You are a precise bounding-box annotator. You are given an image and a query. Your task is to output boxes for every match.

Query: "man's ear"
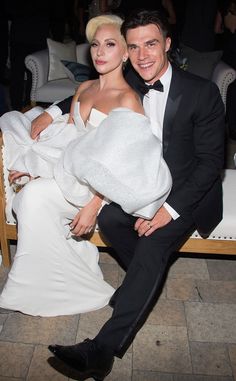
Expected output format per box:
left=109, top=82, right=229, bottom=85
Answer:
left=165, top=37, right=171, bottom=52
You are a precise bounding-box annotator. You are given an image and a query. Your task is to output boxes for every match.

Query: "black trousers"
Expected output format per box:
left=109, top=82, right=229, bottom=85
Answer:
left=95, top=203, right=195, bottom=357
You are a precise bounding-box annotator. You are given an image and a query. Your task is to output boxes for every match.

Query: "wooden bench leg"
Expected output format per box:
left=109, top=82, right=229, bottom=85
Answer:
left=0, top=197, right=12, bottom=267
left=0, top=238, right=11, bottom=267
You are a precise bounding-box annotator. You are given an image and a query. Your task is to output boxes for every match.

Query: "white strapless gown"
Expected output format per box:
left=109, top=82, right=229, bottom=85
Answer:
left=0, top=104, right=115, bottom=316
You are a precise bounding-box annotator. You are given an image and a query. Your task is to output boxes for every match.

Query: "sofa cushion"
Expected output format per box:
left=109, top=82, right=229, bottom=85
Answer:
left=36, top=78, right=78, bottom=103
left=47, top=38, right=76, bottom=81
left=61, top=60, right=92, bottom=83
left=180, top=44, right=223, bottom=79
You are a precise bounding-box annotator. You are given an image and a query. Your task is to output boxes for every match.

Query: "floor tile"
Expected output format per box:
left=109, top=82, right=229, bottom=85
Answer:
left=0, top=313, right=79, bottom=345
left=133, top=324, right=192, bottom=374
left=0, top=377, right=24, bottom=381
left=118, top=267, right=126, bottom=286
left=0, top=265, right=9, bottom=292
left=228, top=344, right=236, bottom=380
left=0, top=310, right=10, bottom=327
left=173, top=375, right=234, bottom=381
left=76, top=306, right=113, bottom=342
left=132, top=370, right=174, bottom=380
left=99, top=251, right=118, bottom=265
left=0, top=341, right=34, bottom=378
left=185, top=302, right=236, bottom=343
left=196, top=280, right=236, bottom=303
left=100, top=263, right=119, bottom=289
left=190, top=341, right=232, bottom=376
left=166, top=278, right=200, bottom=302
left=147, top=299, right=186, bottom=326
left=27, top=344, right=69, bottom=381
left=206, top=259, right=236, bottom=281
left=106, top=352, right=132, bottom=381
left=168, top=257, right=209, bottom=280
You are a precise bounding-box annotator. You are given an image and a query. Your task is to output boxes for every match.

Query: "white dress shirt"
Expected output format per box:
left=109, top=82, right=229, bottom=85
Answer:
left=143, top=64, right=179, bottom=220
left=45, top=102, right=63, bottom=120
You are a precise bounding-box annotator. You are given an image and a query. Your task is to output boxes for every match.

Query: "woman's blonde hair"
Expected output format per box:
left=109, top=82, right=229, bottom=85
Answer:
left=86, top=14, right=124, bottom=43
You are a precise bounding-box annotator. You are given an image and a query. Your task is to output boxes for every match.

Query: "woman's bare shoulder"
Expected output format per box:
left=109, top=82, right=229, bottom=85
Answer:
left=75, top=79, right=97, bottom=96
left=120, top=88, right=144, bottom=115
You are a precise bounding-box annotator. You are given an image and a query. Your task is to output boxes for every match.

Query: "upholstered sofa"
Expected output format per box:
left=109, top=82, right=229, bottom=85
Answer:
left=25, top=43, right=91, bottom=105
left=25, top=42, right=236, bottom=107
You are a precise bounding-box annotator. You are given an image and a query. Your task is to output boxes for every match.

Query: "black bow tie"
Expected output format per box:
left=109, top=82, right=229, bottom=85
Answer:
left=139, top=79, right=164, bottom=95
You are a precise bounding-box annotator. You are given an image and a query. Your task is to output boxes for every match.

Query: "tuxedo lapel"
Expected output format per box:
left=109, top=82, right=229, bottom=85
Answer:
left=163, top=68, right=183, bottom=154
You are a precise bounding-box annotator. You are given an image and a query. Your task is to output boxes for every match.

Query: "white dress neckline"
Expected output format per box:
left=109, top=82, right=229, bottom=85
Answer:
left=75, top=102, right=107, bottom=130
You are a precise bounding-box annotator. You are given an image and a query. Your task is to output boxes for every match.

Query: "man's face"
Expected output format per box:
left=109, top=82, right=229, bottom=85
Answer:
left=126, top=24, right=171, bottom=84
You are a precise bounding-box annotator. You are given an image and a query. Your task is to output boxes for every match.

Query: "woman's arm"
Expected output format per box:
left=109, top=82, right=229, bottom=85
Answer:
left=67, top=87, right=81, bottom=124
left=70, top=193, right=104, bottom=236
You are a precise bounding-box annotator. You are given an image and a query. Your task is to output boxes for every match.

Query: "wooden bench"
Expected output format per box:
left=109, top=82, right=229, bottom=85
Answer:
left=1, top=132, right=236, bottom=267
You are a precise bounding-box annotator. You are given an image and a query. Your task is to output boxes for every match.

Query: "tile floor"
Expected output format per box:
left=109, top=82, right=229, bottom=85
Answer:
left=0, top=245, right=236, bottom=381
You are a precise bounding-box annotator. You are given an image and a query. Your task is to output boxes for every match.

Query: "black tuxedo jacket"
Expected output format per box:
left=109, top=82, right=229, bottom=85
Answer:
left=57, top=65, right=225, bottom=235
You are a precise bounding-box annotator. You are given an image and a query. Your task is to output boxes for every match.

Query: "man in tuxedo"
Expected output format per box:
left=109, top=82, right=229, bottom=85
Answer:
left=47, top=10, right=225, bottom=380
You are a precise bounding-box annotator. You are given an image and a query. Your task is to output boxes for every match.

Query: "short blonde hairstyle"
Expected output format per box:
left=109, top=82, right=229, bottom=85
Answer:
left=86, top=14, right=124, bottom=43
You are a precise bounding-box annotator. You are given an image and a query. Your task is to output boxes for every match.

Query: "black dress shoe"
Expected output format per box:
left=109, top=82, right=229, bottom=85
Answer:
left=48, top=338, right=114, bottom=381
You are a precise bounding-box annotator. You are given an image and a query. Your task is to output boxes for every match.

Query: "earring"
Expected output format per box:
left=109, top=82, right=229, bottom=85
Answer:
left=123, top=57, right=127, bottom=63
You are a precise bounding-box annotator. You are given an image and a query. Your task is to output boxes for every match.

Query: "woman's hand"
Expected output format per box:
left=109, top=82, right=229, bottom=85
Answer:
left=8, top=170, right=33, bottom=185
left=30, top=112, right=53, bottom=140
left=70, top=194, right=103, bottom=236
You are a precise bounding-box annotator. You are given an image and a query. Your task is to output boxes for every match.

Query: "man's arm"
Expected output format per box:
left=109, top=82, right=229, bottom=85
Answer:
left=166, top=80, right=225, bottom=215
left=56, top=96, right=73, bottom=114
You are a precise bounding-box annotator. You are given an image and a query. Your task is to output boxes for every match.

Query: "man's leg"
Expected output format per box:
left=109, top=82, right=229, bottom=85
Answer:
left=97, top=203, right=139, bottom=271
left=95, top=207, right=195, bottom=357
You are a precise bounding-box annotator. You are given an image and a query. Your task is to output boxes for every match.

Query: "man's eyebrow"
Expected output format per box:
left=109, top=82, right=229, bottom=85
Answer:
left=145, top=39, right=158, bottom=44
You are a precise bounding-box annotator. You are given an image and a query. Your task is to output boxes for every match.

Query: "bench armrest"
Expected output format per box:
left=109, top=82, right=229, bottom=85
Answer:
left=212, top=60, right=236, bottom=108
left=25, top=49, right=49, bottom=102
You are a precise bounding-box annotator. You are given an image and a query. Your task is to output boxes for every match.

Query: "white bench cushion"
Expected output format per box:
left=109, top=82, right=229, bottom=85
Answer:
left=191, top=169, right=236, bottom=240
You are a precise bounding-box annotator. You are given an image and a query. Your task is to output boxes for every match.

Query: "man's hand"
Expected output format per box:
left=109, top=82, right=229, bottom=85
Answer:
left=134, top=205, right=172, bottom=237
left=30, top=112, right=53, bottom=140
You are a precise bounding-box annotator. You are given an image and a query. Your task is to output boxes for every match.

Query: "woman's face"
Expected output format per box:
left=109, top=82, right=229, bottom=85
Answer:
left=90, top=24, right=128, bottom=75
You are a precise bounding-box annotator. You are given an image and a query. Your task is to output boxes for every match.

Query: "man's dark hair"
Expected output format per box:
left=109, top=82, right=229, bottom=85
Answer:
left=121, top=9, right=171, bottom=40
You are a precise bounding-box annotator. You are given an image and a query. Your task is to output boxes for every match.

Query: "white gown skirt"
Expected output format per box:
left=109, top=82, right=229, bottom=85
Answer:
left=0, top=178, right=114, bottom=316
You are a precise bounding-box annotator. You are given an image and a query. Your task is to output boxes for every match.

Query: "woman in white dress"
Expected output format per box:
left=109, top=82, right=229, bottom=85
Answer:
left=0, top=14, right=172, bottom=316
